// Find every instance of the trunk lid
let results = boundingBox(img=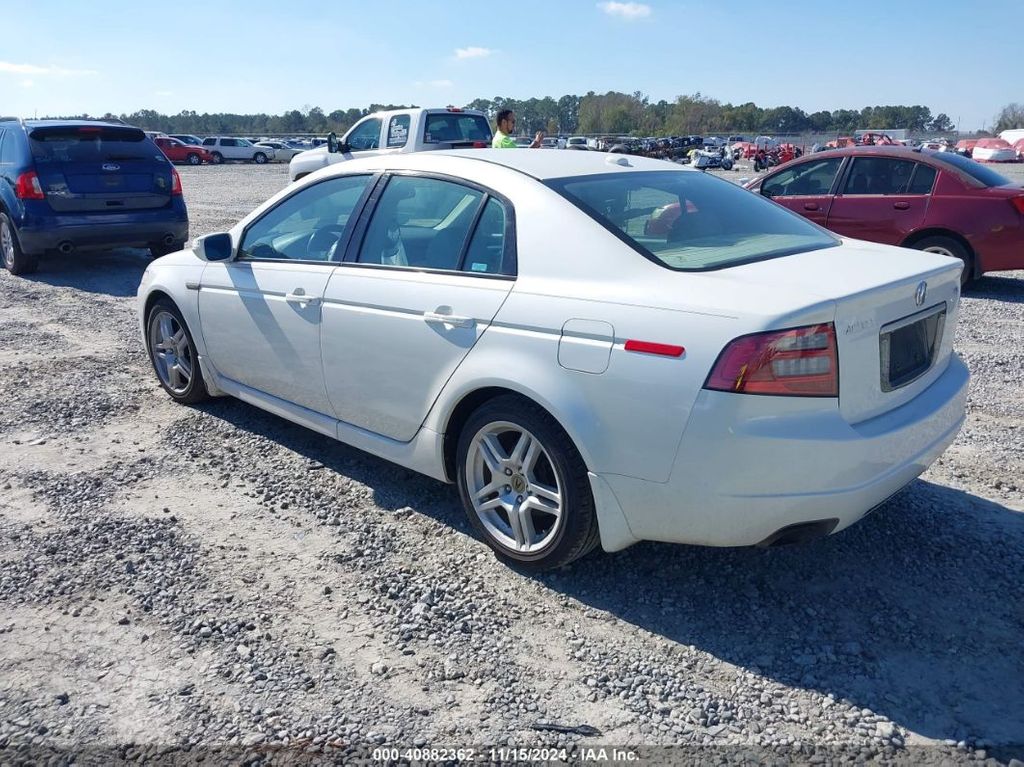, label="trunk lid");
[29,125,173,213]
[695,239,963,423]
